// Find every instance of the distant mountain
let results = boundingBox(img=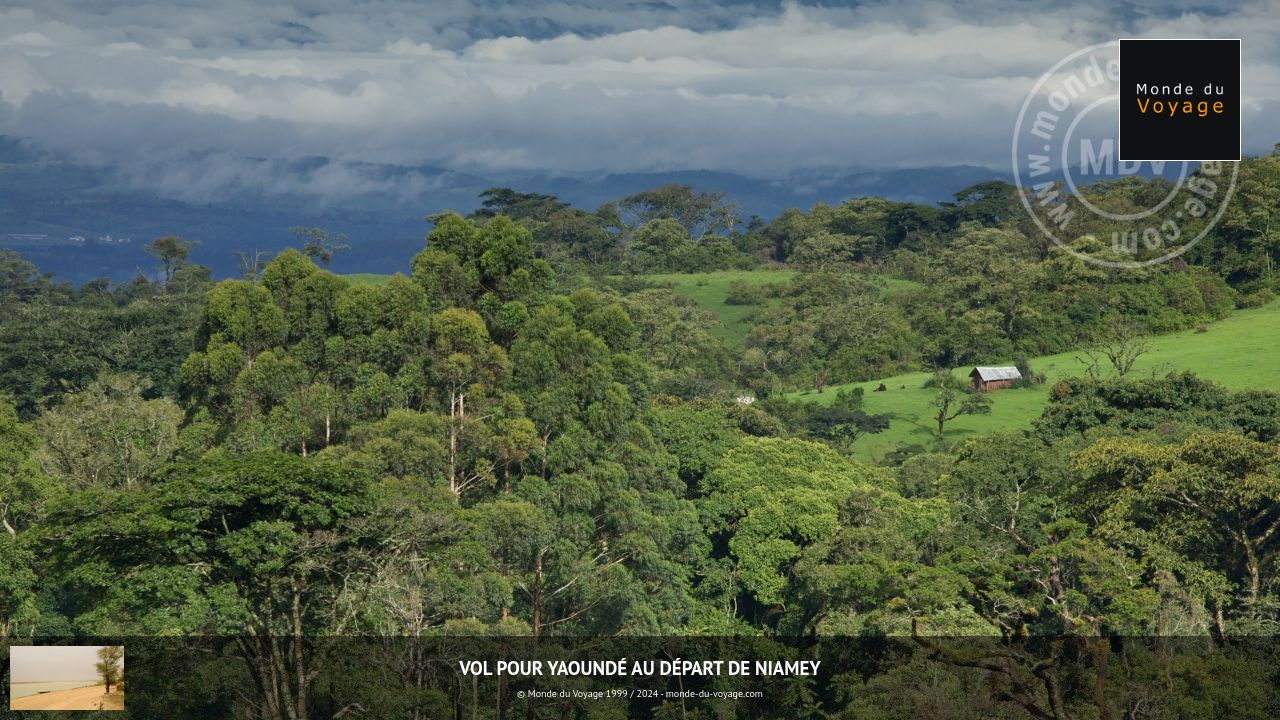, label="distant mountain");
[0,138,1006,283]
